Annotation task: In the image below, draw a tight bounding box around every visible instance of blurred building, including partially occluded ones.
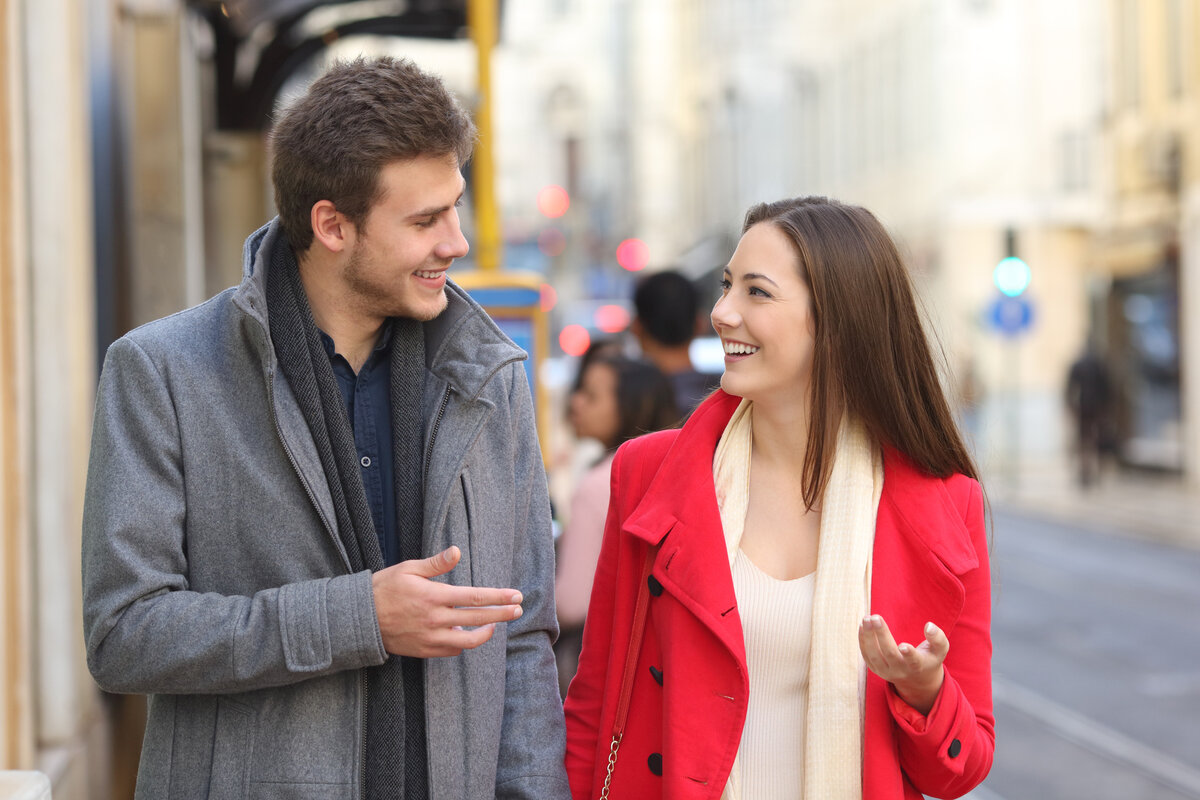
[499,0,1200,485]
[3,0,108,796]
[1099,0,1197,474]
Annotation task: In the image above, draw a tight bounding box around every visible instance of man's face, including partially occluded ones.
[341,155,469,322]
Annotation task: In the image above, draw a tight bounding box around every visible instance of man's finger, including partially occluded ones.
[399,546,461,579]
[437,582,523,609]
[438,603,523,629]
[436,623,497,654]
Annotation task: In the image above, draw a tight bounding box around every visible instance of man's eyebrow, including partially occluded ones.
[723,268,780,288]
[408,184,466,219]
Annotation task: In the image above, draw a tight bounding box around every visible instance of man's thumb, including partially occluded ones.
[406,546,460,578]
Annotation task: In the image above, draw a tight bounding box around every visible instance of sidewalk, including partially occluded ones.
[985,460,1200,551]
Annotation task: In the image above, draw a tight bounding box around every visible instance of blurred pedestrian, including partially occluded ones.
[633,269,723,418]
[1066,342,1113,487]
[564,196,994,799]
[556,354,678,695]
[82,57,568,799]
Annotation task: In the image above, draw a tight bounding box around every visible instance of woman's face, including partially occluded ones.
[710,222,816,406]
[569,362,621,446]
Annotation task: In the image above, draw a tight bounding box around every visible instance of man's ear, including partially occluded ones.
[310,200,355,254]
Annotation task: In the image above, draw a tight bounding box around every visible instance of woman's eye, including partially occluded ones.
[749,286,771,298]
[719,279,731,291]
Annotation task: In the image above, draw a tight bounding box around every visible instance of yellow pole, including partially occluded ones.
[468,0,501,272]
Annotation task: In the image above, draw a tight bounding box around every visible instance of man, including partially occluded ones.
[631,269,722,417]
[82,57,569,799]
[1066,341,1114,487]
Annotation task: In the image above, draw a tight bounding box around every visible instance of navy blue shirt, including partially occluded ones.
[320,323,400,566]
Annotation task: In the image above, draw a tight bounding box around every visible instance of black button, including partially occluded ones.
[648,752,663,776]
[948,739,962,758]
[647,575,663,596]
[649,665,663,686]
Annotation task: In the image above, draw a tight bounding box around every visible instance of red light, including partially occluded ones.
[539,283,558,313]
[594,304,631,333]
[537,185,570,218]
[616,238,649,271]
[559,324,591,357]
[538,227,566,257]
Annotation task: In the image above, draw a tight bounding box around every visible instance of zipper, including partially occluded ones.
[423,385,453,481]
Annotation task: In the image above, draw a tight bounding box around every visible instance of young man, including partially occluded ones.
[82,57,569,799]
[632,269,722,418]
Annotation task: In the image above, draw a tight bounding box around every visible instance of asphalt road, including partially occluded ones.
[965,509,1200,800]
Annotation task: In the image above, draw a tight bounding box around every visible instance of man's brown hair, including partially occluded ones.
[742,196,979,510]
[269,56,476,252]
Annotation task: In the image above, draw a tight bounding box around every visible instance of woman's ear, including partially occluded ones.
[309,200,354,254]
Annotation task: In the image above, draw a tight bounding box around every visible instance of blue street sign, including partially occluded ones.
[988,294,1034,336]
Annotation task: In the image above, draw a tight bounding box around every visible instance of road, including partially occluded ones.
[966,509,1200,800]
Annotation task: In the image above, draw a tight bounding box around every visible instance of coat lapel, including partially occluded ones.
[622,391,747,661]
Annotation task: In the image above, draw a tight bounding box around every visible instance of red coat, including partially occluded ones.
[563,391,994,799]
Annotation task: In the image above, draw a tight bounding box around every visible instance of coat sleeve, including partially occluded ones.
[494,361,572,799]
[82,335,388,695]
[886,478,995,798]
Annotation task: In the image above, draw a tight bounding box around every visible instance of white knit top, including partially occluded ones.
[723,548,816,799]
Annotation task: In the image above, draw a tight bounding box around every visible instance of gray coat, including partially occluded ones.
[82,221,569,799]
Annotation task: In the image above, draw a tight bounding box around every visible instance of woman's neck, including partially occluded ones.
[748,396,812,471]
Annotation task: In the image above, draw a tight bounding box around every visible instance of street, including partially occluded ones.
[969,508,1200,800]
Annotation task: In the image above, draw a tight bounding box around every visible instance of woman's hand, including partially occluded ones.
[858,614,948,715]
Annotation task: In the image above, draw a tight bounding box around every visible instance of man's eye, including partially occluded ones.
[416,217,438,229]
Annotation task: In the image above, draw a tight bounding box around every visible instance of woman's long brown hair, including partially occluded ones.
[743,196,979,510]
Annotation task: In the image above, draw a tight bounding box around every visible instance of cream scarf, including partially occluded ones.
[713,399,883,800]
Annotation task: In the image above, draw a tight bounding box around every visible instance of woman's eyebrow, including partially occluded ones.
[741,271,780,287]
[720,266,777,287]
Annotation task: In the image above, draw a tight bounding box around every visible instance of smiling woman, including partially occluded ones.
[564,196,994,800]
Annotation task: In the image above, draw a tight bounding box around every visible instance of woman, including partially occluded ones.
[556,354,680,694]
[563,197,993,799]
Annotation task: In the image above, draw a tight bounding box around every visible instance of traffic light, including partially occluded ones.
[993,228,1030,297]
[988,228,1034,336]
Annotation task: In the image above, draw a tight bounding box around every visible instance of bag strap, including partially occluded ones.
[600,542,659,799]
[614,542,657,734]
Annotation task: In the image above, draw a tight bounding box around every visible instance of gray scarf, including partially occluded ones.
[266,236,428,799]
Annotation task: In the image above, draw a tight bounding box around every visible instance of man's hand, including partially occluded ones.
[858,614,948,715]
[372,546,523,658]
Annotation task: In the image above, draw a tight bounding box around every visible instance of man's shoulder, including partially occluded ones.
[118,287,241,357]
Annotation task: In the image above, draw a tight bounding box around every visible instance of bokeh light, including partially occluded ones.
[538,227,567,257]
[559,324,591,357]
[539,283,558,313]
[537,184,571,218]
[616,238,649,271]
[594,304,631,333]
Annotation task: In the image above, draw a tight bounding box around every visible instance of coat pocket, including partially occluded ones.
[207,698,255,799]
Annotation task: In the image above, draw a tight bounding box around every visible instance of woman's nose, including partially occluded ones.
[710,294,738,331]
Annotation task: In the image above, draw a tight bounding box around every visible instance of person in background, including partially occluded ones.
[555,354,678,695]
[565,196,994,799]
[632,269,722,418]
[82,57,568,799]
[1065,341,1114,487]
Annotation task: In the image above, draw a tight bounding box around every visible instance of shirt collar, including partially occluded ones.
[318,318,395,361]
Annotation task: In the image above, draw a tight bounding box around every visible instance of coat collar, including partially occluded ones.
[622,390,742,547]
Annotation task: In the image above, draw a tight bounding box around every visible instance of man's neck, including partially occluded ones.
[297,255,384,373]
